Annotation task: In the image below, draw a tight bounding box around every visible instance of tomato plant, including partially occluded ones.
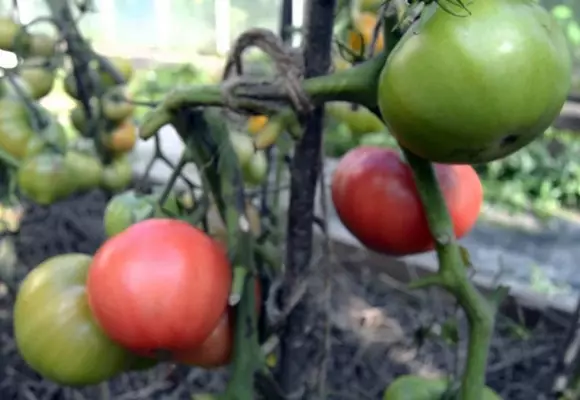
[383,375,501,399]
[86,219,233,355]
[103,189,180,237]
[378,0,571,164]
[13,254,135,386]
[331,147,482,255]
[17,152,76,205]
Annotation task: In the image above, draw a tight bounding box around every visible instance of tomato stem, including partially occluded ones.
[139,52,386,140]
[402,148,495,400]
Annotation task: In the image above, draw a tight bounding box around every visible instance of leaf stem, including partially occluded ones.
[402,148,494,400]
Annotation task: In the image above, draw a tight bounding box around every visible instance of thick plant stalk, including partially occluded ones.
[275,0,337,397]
[403,148,495,400]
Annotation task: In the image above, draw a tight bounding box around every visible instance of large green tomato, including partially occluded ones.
[383,376,502,400]
[103,189,181,237]
[17,152,76,205]
[378,0,571,164]
[13,254,135,386]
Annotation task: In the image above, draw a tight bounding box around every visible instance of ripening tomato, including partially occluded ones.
[348,12,384,55]
[13,254,135,386]
[331,147,482,255]
[378,0,571,164]
[383,375,502,400]
[86,219,233,356]
[175,280,262,368]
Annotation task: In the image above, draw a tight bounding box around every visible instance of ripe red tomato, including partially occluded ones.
[331,147,482,255]
[86,218,233,356]
[175,280,262,369]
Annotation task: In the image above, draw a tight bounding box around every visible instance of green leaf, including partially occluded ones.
[552,5,573,20]
[567,21,580,45]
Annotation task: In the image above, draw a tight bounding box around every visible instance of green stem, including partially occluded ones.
[139,53,386,139]
[403,148,494,400]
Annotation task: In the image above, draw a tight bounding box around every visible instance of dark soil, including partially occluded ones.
[0,191,570,400]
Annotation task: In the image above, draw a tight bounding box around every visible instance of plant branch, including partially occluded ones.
[402,148,495,400]
[138,52,385,140]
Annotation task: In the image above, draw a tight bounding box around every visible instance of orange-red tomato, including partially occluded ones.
[175,280,262,368]
[331,147,482,255]
[86,218,232,356]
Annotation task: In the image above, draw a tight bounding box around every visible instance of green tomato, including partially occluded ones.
[64,150,104,192]
[383,376,502,400]
[17,152,76,205]
[101,155,133,192]
[378,0,571,164]
[26,117,69,158]
[230,130,255,166]
[326,102,387,138]
[241,150,268,187]
[103,189,181,237]
[13,253,135,386]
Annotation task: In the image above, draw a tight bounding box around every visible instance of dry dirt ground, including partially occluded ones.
[0,190,570,400]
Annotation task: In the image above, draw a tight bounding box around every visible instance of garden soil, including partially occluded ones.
[0,191,567,400]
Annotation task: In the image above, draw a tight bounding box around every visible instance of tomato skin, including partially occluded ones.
[87,219,233,355]
[175,280,262,368]
[378,0,571,164]
[383,375,502,400]
[14,254,134,386]
[17,153,76,205]
[331,147,482,255]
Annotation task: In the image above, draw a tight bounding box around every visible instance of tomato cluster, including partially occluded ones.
[13,218,251,386]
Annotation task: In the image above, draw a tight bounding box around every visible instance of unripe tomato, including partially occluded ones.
[378,0,571,164]
[87,219,233,356]
[17,152,76,205]
[101,119,137,154]
[241,151,268,187]
[101,155,133,192]
[331,147,482,255]
[383,375,502,399]
[64,150,104,193]
[348,12,384,55]
[14,254,135,386]
[247,115,269,135]
[175,280,261,368]
[103,189,181,237]
[325,102,387,138]
[102,86,134,122]
[0,17,21,51]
